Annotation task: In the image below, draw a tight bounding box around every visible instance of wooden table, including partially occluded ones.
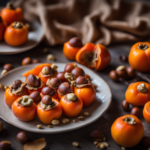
[0,42,149,150]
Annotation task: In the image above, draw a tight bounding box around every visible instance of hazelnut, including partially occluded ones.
[17,131,29,143]
[58,82,72,95]
[51,119,59,125]
[42,95,52,105]
[72,141,79,147]
[122,100,130,111]
[29,91,41,103]
[116,65,127,79]
[137,83,147,93]
[75,76,88,84]
[64,63,77,73]
[22,57,32,66]
[56,72,68,82]
[1,69,7,76]
[50,78,61,88]
[27,74,40,87]
[12,80,22,90]
[41,87,55,96]
[0,141,11,150]
[32,59,40,64]
[47,54,55,61]
[3,64,13,71]
[126,67,136,79]
[142,136,150,147]
[119,54,128,62]
[109,70,119,81]
[69,37,83,47]
[71,67,85,78]
[90,130,104,140]
[42,66,54,75]
[0,121,3,132]
[131,107,141,118]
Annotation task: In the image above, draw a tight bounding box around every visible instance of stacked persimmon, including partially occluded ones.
[63,37,111,71]
[4,63,96,124]
[0,3,28,46]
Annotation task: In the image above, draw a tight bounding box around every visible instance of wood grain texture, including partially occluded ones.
[0,42,148,150]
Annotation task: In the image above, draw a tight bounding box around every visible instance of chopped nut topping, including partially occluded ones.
[0,84,4,90]
[37,124,42,129]
[137,83,147,93]
[51,119,59,125]
[43,48,48,53]
[1,69,7,76]
[83,112,89,116]
[47,54,55,61]
[72,142,79,147]
[78,116,84,120]
[62,118,69,124]
[116,65,126,71]
[72,119,77,123]
[48,125,52,128]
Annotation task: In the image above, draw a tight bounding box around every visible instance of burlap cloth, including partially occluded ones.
[8,0,150,45]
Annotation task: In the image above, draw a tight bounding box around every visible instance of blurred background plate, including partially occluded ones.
[0,63,112,134]
[0,21,44,54]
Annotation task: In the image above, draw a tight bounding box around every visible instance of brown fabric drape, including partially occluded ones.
[8,0,150,45]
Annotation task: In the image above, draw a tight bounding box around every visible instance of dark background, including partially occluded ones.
[0,0,150,150]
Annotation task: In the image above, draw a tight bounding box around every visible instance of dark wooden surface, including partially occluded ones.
[0,1,150,150]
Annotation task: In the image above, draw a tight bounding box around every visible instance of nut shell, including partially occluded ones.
[69,37,83,47]
[71,67,85,78]
[64,63,77,73]
[22,57,32,66]
[56,72,68,82]
[42,95,52,105]
[29,91,41,103]
[3,64,13,71]
[75,76,88,85]
[0,141,11,150]
[58,82,72,95]
[41,87,55,96]
[12,79,22,90]
[17,131,29,143]
[50,78,61,88]
[27,74,40,87]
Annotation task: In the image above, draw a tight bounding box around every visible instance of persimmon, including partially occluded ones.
[4,22,28,46]
[40,87,58,99]
[0,16,7,41]
[25,74,45,94]
[63,37,83,60]
[111,115,144,147]
[129,42,150,72]
[125,82,150,106]
[12,96,37,121]
[57,82,72,100]
[74,76,96,107]
[37,95,62,124]
[38,65,58,85]
[76,43,111,71]
[5,80,27,107]
[22,63,52,77]
[143,101,150,124]
[1,2,23,25]
[60,93,83,117]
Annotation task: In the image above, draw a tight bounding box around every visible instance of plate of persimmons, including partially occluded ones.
[0,3,44,54]
[0,62,112,133]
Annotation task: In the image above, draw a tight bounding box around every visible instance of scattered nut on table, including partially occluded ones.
[78,116,84,120]
[1,69,7,76]
[72,142,79,147]
[22,57,32,66]
[83,112,89,116]
[47,54,55,61]
[51,119,59,125]
[37,124,42,129]
[62,118,69,124]
[72,119,77,123]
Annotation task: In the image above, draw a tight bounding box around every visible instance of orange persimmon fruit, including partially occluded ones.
[125,82,150,106]
[129,42,150,72]
[4,22,28,46]
[111,115,144,147]
[1,2,23,25]
[76,43,111,71]
[143,101,150,124]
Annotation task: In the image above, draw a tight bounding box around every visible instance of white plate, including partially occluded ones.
[0,21,44,54]
[0,63,112,134]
